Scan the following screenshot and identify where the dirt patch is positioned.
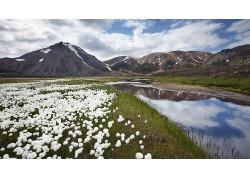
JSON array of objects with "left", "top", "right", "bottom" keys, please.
[{"left": 152, "top": 82, "right": 250, "bottom": 106}]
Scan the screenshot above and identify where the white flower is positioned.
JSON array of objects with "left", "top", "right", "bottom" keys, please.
[
  {"left": 90, "top": 150, "right": 95, "bottom": 155},
  {"left": 27, "top": 152, "right": 37, "bottom": 159},
  {"left": 117, "top": 115, "right": 124, "bottom": 122},
  {"left": 121, "top": 133, "right": 125, "bottom": 141},
  {"left": 125, "top": 138, "right": 130, "bottom": 144},
  {"left": 138, "top": 115, "right": 141, "bottom": 118},
  {"left": 135, "top": 152, "right": 143, "bottom": 159},
  {"left": 130, "top": 135, "right": 135, "bottom": 139},
  {"left": 127, "top": 120, "right": 131, "bottom": 124},
  {"left": 139, "top": 140, "right": 143, "bottom": 144},
  {"left": 115, "top": 140, "right": 121, "bottom": 147},
  {"left": 136, "top": 131, "right": 140, "bottom": 136},
  {"left": 143, "top": 135, "right": 146, "bottom": 139},
  {"left": 144, "top": 120, "right": 148, "bottom": 123},
  {"left": 140, "top": 145, "right": 144, "bottom": 150},
  {"left": 3, "top": 154, "right": 10, "bottom": 159},
  {"left": 131, "top": 124, "right": 134, "bottom": 128},
  {"left": 116, "top": 133, "right": 120, "bottom": 137},
  {"left": 145, "top": 153, "right": 152, "bottom": 159}
]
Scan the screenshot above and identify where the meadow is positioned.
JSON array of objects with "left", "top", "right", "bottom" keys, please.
[{"left": 0, "top": 78, "right": 209, "bottom": 159}]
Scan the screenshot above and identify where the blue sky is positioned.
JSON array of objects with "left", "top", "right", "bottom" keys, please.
[{"left": 0, "top": 19, "right": 250, "bottom": 61}]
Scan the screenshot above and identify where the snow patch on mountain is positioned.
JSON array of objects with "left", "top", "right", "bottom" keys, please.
[
  {"left": 158, "top": 58, "right": 161, "bottom": 65},
  {"left": 104, "top": 64, "right": 112, "bottom": 71},
  {"left": 40, "top": 49, "right": 51, "bottom": 54},
  {"left": 63, "top": 42, "right": 95, "bottom": 69},
  {"left": 63, "top": 42, "right": 82, "bottom": 60},
  {"left": 191, "top": 59, "right": 200, "bottom": 63},
  {"left": 16, "top": 59, "right": 25, "bottom": 62},
  {"left": 123, "top": 56, "right": 130, "bottom": 61},
  {"left": 39, "top": 58, "right": 44, "bottom": 62}
]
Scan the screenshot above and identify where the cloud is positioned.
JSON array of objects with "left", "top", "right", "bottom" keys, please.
[
  {"left": 226, "top": 19, "right": 250, "bottom": 33},
  {"left": 0, "top": 19, "right": 234, "bottom": 60},
  {"left": 93, "top": 20, "right": 228, "bottom": 60},
  {"left": 138, "top": 95, "right": 225, "bottom": 130},
  {"left": 79, "top": 19, "right": 114, "bottom": 30},
  {"left": 226, "top": 19, "right": 250, "bottom": 48}
]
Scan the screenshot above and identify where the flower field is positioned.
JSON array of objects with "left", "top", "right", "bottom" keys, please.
[{"left": 0, "top": 79, "right": 152, "bottom": 159}]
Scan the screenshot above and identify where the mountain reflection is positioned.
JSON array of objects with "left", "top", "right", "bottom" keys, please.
[{"left": 110, "top": 83, "right": 250, "bottom": 158}]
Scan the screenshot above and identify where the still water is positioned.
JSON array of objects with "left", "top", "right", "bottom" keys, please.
[{"left": 106, "top": 81, "right": 250, "bottom": 158}]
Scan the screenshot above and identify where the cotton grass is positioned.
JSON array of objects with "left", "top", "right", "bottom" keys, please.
[{"left": 0, "top": 79, "right": 153, "bottom": 159}]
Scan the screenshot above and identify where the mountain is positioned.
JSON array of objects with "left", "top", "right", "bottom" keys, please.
[
  {"left": 104, "top": 44, "right": 250, "bottom": 75},
  {"left": 205, "top": 44, "right": 250, "bottom": 66},
  {"left": 1, "top": 43, "right": 250, "bottom": 77},
  {"left": 0, "top": 42, "right": 111, "bottom": 77},
  {"left": 104, "top": 51, "right": 213, "bottom": 74}
]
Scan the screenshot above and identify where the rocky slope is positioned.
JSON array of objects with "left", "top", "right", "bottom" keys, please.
[
  {"left": 104, "top": 51, "right": 213, "bottom": 74},
  {"left": 205, "top": 44, "right": 250, "bottom": 67},
  {"left": 1, "top": 43, "right": 249, "bottom": 77},
  {"left": 104, "top": 44, "right": 250, "bottom": 75},
  {"left": 0, "top": 42, "right": 110, "bottom": 76}
]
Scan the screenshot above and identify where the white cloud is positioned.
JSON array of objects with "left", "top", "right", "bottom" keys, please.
[
  {"left": 226, "top": 20, "right": 250, "bottom": 48},
  {"left": 227, "top": 19, "right": 250, "bottom": 33},
  {"left": 138, "top": 95, "right": 225, "bottom": 130},
  {"left": 0, "top": 19, "right": 231, "bottom": 61},
  {"left": 87, "top": 20, "right": 228, "bottom": 60}
]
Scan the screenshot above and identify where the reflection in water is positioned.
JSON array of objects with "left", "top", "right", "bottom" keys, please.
[{"left": 109, "top": 83, "right": 250, "bottom": 158}]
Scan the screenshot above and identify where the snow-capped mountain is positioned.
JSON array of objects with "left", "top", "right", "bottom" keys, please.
[
  {"left": 0, "top": 42, "right": 111, "bottom": 76},
  {"left": 104, "top": 51, "right": 213, "bottom": 74},
  {"left": 104, "top": 44, "right": 250, "bottom": 75}
]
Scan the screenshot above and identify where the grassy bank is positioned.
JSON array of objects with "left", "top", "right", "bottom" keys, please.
[
  {"left": 79, "top": 76, "right": 250, "bottom": 95},
  {"left": 147, "top": 76, "right": 250, "bottom": 95},
  {"left": 99, "top": 84, "right": 209, "bottom": 158}
]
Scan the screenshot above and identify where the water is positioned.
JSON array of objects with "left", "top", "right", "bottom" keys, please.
[{"left": 106, "top": 81, "right": 250, "bottom": 158}]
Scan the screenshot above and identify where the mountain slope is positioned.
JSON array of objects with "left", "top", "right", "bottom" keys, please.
[
  {"left": 0, "top": 42, "right": 110, "bottom": 76},
  {"left": 205, "top": 44, "right": 250, "bottom": 66},
  {"left": 104, "top": 51, "right": 213, "bottom": 74}
]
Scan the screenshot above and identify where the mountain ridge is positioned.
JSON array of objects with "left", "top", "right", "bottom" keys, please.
[{"left": 1, "top": 42, "right": 250, "bottom": 77}]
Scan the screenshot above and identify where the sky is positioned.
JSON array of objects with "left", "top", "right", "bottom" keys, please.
[
  {"left": 1, "top": 19, "right": 250, "bottom": 61},
  {"left": 1, "top": 1, "right": 250, "bottom": 61}
]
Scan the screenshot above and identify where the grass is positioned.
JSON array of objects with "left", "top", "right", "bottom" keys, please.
[
  {"left": 2, "top": 76, "right": 246, "bottom": 158},
  {"left": 0, "top": 78, "right": 210, "bottom": 159},
  {"left": 147, "top": 76, "right": 250, "bottom": 95},
  {"left": 77, "top": 76, "right": 250, "bottom": 95},
  {"left": 103, "top": 85, "right": 209, "bottom": 158}
]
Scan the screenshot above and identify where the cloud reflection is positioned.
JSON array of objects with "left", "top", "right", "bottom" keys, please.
[{"left": 138, "top": 95, "right": 224, "bottom": 129}]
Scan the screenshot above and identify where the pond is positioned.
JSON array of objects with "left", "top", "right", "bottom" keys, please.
[{"left": 105, "top": 80, "right": 250, "bottom": 159}]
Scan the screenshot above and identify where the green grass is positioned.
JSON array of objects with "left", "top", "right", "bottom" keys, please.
[
  {"left": 59, "top": 79, "right": 211, "bottom": 158},
  {"left": 0, "top": 78, "right": 210, "bottom": 158},
  {"left": 78, "top": 76, "right": 250, "bottom": 95},
  {"left": 4, "top": 76, "right": 246, "bottom": 158},
  {"left": 146, "top": 76, "right": 250, "bottom": 95},
  {"left": 103, "top": 85, "right": 209, "bottom": 158}
]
